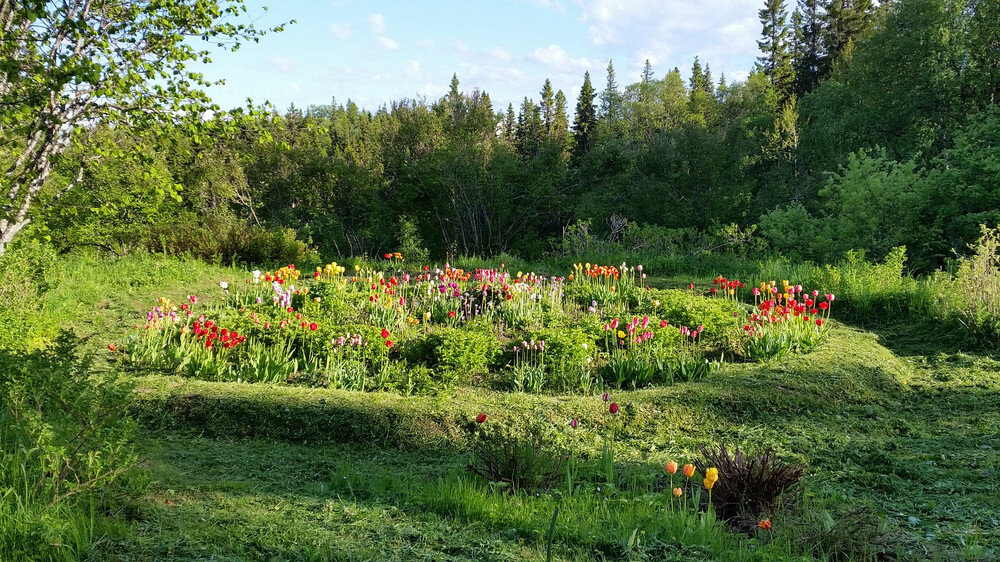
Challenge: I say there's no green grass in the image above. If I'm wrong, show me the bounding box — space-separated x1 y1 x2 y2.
5 251 1000 560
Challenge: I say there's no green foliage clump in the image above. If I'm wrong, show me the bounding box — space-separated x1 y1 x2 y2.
468 417 566 490
0 334 139 558
0 236 58 350
521 326 594 388
411 327 499 383
647 288 741 343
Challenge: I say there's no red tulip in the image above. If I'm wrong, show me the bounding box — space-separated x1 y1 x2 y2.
475 413 487 424
609 402 619 414
819 301 829 310
381 328 390 339
107 343 117 352
385 340 394 348
309 323 318 331
758 518 772 530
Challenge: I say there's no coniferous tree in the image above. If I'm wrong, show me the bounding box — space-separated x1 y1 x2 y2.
502 103 516 144
689 57 706 93
553 90 569 139
641 59 654 83
516 97 543 157
599 60 623 122
757 0 795 102
822 0 875 74
703 64 715 96
571 71 597 160
793 0 824 96
540 79 556 136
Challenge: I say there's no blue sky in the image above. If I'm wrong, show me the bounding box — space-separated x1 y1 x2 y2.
196 0 762 113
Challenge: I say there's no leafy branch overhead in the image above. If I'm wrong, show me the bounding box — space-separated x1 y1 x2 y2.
0 0 290 254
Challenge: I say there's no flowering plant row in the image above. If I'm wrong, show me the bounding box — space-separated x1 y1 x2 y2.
114 259 835 392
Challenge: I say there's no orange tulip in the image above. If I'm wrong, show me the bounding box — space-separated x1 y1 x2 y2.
672 487 683 497
665 462 678 475
682 464 695 478
758 518 772 530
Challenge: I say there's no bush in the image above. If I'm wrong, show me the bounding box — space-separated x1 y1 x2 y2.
645 288 741 344
521 327 595 390
953 225 1000 342
468 417 566 490
697 444 804 527
0 236 58 350
408 327 499 383
0 333 139 557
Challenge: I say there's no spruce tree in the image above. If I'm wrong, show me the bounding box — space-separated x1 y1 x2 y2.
539 78 556 136
502 103 516 144
757 0 795 102
689 57 706 92
793 0 824 94
641 59 654 83
553 90 570 139
822 0 874 74
599 60 623 122
571 71 597 160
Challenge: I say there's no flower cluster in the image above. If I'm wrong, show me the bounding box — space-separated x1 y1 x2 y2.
191 320 246 350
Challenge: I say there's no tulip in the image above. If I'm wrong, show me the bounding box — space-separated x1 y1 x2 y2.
107 343 117 352
704 477 715 490
475 413 487 423
706 467 718 483
673 487 683 497
758 518 772 530
385 340 394 348
602 392 610 402
683 464 695 478
570 418 579 429
609 402 619 414
381 328 390 339
665 462 678 475
309 323 318 331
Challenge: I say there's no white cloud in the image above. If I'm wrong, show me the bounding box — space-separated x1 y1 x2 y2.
265 55 298 74
529 44 594 73
489 47 513 61
288 81 301 93
368 13 385 34
418 82 446 98
574 0 758 79
378 36 399 50
417 39 438 49
403 60 423 80
328 22 351 40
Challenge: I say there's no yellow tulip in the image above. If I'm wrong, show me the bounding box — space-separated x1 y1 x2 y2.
704 477 715 490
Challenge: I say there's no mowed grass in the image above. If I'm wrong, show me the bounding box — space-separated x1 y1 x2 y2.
23 253 1000 560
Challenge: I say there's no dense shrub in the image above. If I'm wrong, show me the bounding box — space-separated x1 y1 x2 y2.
408 327 500 383
468 417 567 490
0 236 58 350
697 444 804 527
0 334 139 558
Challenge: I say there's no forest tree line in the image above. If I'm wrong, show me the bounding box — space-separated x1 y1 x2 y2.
30 0 1000 271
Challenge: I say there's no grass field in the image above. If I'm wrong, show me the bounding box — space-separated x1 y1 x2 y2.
6 252 1000 560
